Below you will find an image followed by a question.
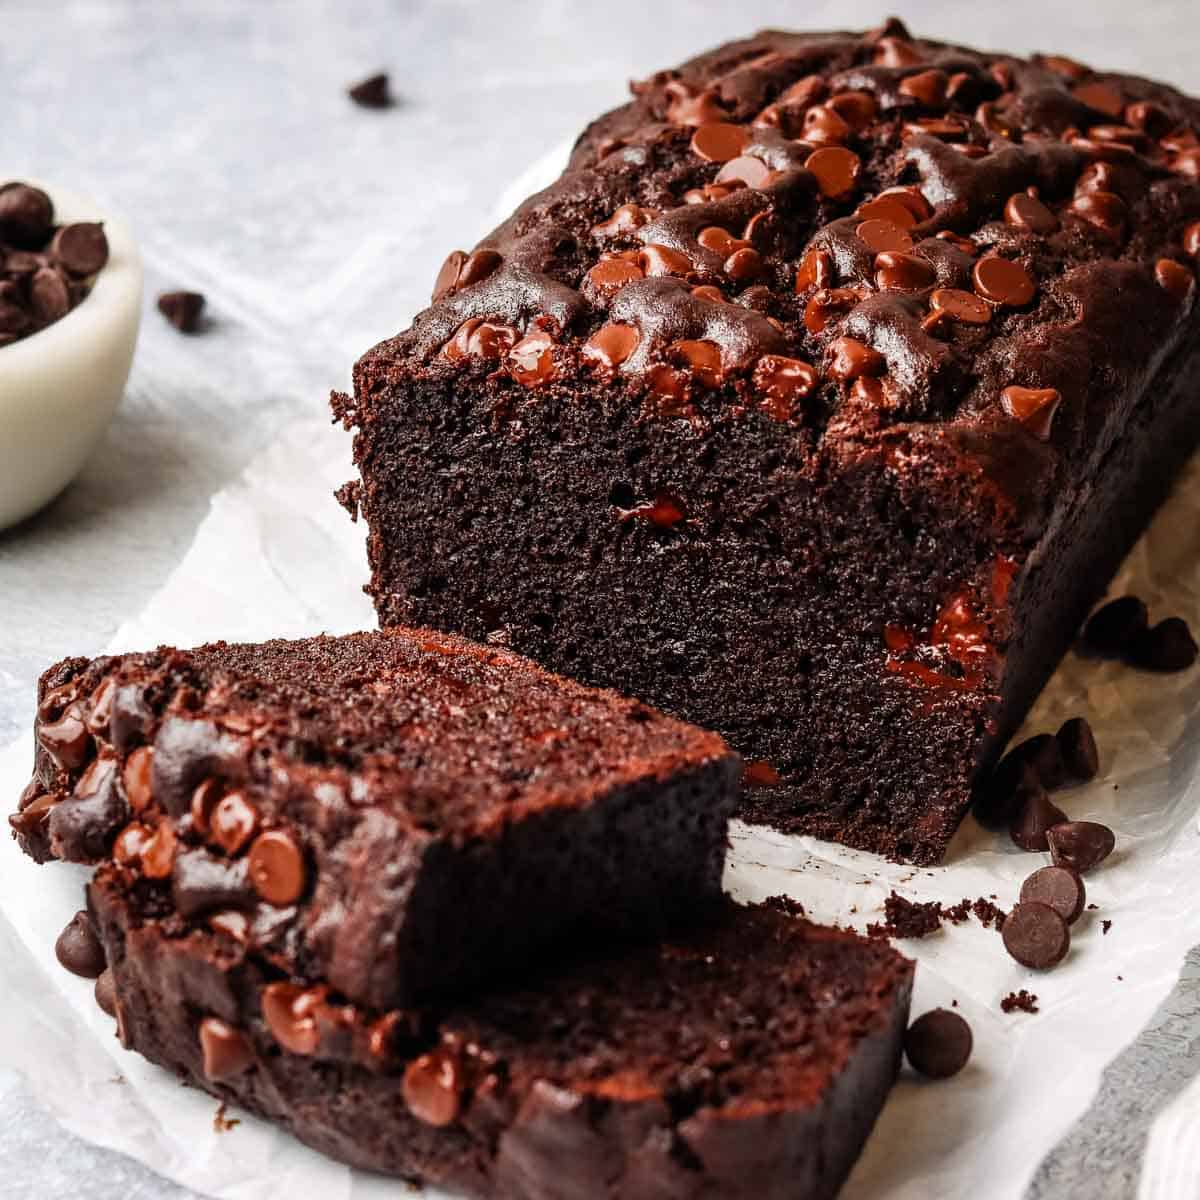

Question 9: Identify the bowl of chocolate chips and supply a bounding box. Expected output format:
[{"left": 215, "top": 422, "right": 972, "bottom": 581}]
[{"left": 0, "top": 179, "right": 142, "bottom": 530}]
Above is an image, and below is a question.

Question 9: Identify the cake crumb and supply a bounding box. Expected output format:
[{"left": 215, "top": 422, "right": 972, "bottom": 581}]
[
  {"left": 1001, "top": 989, "right": 1039, "bottom": 1014},
  {"left": 867, "top": 892, "right": 942, "bottom": 938},
  {"left": 972, "top": 897, "right": 1007, "bottom": 930},
  {"left": 214, "top": 1103, "right": 240, "bottom": 1133}
]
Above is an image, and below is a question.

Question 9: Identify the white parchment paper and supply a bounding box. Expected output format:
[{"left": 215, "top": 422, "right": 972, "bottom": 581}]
[{"left": 1, "top": 147, "right": 1199, "bottom": 1200}]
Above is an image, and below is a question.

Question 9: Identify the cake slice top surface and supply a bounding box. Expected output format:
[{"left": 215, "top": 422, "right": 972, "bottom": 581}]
[
  {"left": 443, "top": 896, "right": 912, "bottom": 1116},
  {"left": 42, "top": 628, "right": 731, "bottom": 838},
  {"left": 346, "top": 19, "right": 1200, "bottom": 536}
]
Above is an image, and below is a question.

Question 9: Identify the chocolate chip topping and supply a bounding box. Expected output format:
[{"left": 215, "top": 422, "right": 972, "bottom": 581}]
[
  {"left": 1047, "top": 820, "right": 1116, "bottom": 872},
  {"left": 247, "top": 829, "right": 307, "bottom": 905},
  {"left": 904, "top": 1008, "right": 972, "bottom": 1078},
  {"left": 1002, "top": 901, "right": 1071, "bottom": 969},
  {"left": 157, "top": 290, "right": 206, "bottom": 333},
  {"left": 402, "top": 1046, "right": 465, "bottom": 1126},
  {"left": 1019, "top": 865, "right": 1085, "bottom": 924},
  {"left": 199, "top": 1016, "right": 256, "bottom": 1080},
  {"left": 54, "top": 910, "right": 106, "bottom": 979}
]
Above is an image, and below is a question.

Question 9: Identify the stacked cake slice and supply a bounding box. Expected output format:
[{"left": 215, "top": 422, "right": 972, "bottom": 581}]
[{"left": 12, "top": 628, "right": 912, "bottom": 1198}]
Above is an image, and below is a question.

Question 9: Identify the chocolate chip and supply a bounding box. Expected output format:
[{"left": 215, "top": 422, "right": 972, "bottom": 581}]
[
  {"left": 752, "top": 354, "right": 817, "bottom": 420},
  {"left": 856, "top": 218, "right": 913, "bottom": 253},
  {"left": 581, "top": 322, "right": 639, "bottom": 372},
  {"left": 157, "top": 290, "right": 205, "bottom": 332},
  {"left": 796, "top": 248, "right": 835, "bottom": 291},
  {"left": 85, "top": 678, "right": 116, "bottom": 738},
  {"left": 49, "top": 223, "right": 108, "bottom": 277},
  {"left": 1084, "top": 596, "right": 1148, "bottom": 655},
  {"left": 29, "top": 267, "right": 71, "bottom": 323},
  {"left": 347, "top": 72, "right": 392, "bottom": 109},
  {"left": 1004, "top": 191, "right": 1058, "bottom": 234},
  {"left": 1010, "top": 783, "right": 1068, "bottom": 852},
  {"left": 0, "top": 183, "right": 54, "bottom": 248},
  {"left": 974, "top": 753, "right": 1038, "bottom": 830},
  {"left": 1047, "top": 820, "right": 1115, "bottom": 873},
  {"left": 509, "top": 330, "right": 556, "bottom": 387},
  {"left": 904, "top": 1009, "right": 972, "bottom": 1079},
  {"left": 1067, "top": 191, "right": 1126, "bottom": 239},
  {"left": 261, "top": 982, "right": 321, "bottom": 1055},
  {"left": 94, "top": 969, "right": 117, "bottom": 1018},
  {"left": 55, "top": 910, "right": 106, "bottom": 979},
  {"left": 37, "top": 703, "right": 91, "bottom": 769},
  {"left": 929, "top": 287, "right": 991, "bottom": 325},
  {"left": 875, "top": 251, "right": 936, "bottom": 292},
  {"left": 1184, "top": 221, "right": 1200, "bottom": 259},
  {"left": 113, "top": 821, "right": 152, "bottom": 866},
  {"left": 199, "top": 1016, "right": 255, "bottom": 1080},
  {"left": 1129, "top": 617, "right": 1198, "bottom": 671},
  {"left": 1012, "top": 732, "right": 1067, "bottom": 791},
  {"left": 801, "top": 106, "right": 851, "bottom": 147},
  {"left": 248, "top": 829, "right": 307, "bottom": 905},
  {"left": 403, "top": 1046, "right": 464, "bottom": 1125},
  {"left": 690, "top": 122, "right": 749, "bottom": 163},
  {"left": 1155, "top": 259, "right": 1196, "bottom": 304},
  {"left": 1020, "top": 865, "right": 1086, "bottom": 924},
  {"left": 670, "top": 339, "right": 723, "bottom": 387},
  {"left": 1002, "top": 902, "right": 1070, "bottom": 969},
  {"left": 973, "top": 254, "right": 1036, "bottom": 306},
  {"left": 856, "top": 194, "right": 920, "bottom": 229},
  {"left": 804, "top": 146, "right": 861, "bottom": 200},
  {"left": 714, "top": 155, "right": 772, "bottom": 189},
  {"left": 1001, "top": 385, "right": 1060, "bottom": 440},
  {"left": 1072, "top": 81, "right": 1125, "bottom": 119},
  {"left": 209, "top": 791, "right": 261, "bottom": 855},
  {"left": 140, "top": 821, "right": 178, "bottom": 879},
  {"left": 827, "top": 90, "right": 878, "bottom": 130},
  {"left": 1057, "top": 717, "right": 1099, "bottom": 783},
  {"left": 827, "top": 336, "right": 884, "bottom": 382},
  {"left": 585, "top": 257, "right": 644, "bottom": 299},
  {"left": 122, "top": 746, "right": 155, "bottom": 812},
  {"left": 899, "top": 69, "right": 949, "bottom": 109}
]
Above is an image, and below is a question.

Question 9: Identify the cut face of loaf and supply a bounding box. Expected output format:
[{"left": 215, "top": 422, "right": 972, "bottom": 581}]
[
  {"left": 338, "top": 19, "right": 1200, "bottom": 863},
  {"left": 12, "top": 627, "right": 740, "bottom": 1007}
]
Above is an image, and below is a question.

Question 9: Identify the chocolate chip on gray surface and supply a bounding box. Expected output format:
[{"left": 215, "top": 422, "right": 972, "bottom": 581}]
[
  {"left": 1129, "top": 616, "right": 1198, "bottom": 671},
  {"left": 1083, "top": 596, "right": 1148, "bottom": 655},
  {"left": 347, "top": 72, "right": 393, "bottom": 109},
  {"left": 1056, "top": 717, "right": 1099, "bottom": 783},
  {"left": 157, "top": 290, "right": 205, "bottom": 333},
  {"left": 54, "top": 910, "right": 107, "bottom": 979},
  {"left": 904, "top": 1008, "right": 973, "bottom": 1078},
  {"left": 1019, "top": 865, "right": 1086, "bottom": 924},
  {"left": 1047, "top": 820, "right": 1116, "bottom": 872},
  {"left": 1002, "top": 901, "right": 1071, "bottom": 969},
  {"left": 1009, "top": 784, "right": 1067, "bottom": 852}
]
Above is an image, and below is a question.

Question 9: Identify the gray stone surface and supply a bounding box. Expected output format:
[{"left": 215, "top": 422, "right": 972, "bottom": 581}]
[{"left": 1, "top": 1, "right": 1198, "bottom": 1195}]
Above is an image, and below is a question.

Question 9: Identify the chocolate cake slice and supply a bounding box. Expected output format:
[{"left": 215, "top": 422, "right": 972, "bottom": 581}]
[
  {"left": 11, "top": 628, "right": 738, "bottom": 1007},
  {"left": 87, "top": 880, "right": 912, "bottom": 1198},
  {"left": 336, "top": 19, "right": 1200, "bottom": 862}
]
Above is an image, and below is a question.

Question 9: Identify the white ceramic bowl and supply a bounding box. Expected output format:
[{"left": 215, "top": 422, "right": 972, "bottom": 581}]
[{"left": 0, "top": 180, "right": 142, "bottom": 530}]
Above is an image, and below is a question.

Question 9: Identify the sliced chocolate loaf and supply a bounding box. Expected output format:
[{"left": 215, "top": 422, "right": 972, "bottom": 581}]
[
  {"left": 11, "top": 628, "right": 739, "bottom": 1007},
  {"left": 337, "top": 19, "right": 1200, "bottom": 862},
  {"left": 87, "top": 881, "right": 912, "bottom": 1199}
]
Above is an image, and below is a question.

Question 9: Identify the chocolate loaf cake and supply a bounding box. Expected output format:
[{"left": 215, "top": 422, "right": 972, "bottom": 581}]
[
  {"left": 87, "top": 880, "right": 912, "bottom": 1199},
  {"left": 11, "top": 628, "right": 738, "bottom": 1007},
  {"left": 337, "top": 19, "right": 1200, "bottom": 863}
]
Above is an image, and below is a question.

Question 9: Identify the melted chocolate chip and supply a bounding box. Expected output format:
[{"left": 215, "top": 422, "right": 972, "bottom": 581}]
[
  {"left": 403, "top": 1046, "right": 464, "bottom": 1126},
  {"left": 199, "top": 1016, "right": 256, "bottom": 1080},
  {"left": 209, "top": 791, "right": 261, "bottom": 855},
  {"left": 1004, "top": 191, "right": 1059, "bottom": 234},
  {"left": 805, "top": 146, "right": 861, "bottom": 199},
  {"left": 1000, "top": 386, "right": 1060, "bottom": 440},
  {"left": 261, "top": 982, "right": 321, "bottom": 1055},
  {"left": 973, "top": 254, "right": 1036, "bottom": 306}
]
